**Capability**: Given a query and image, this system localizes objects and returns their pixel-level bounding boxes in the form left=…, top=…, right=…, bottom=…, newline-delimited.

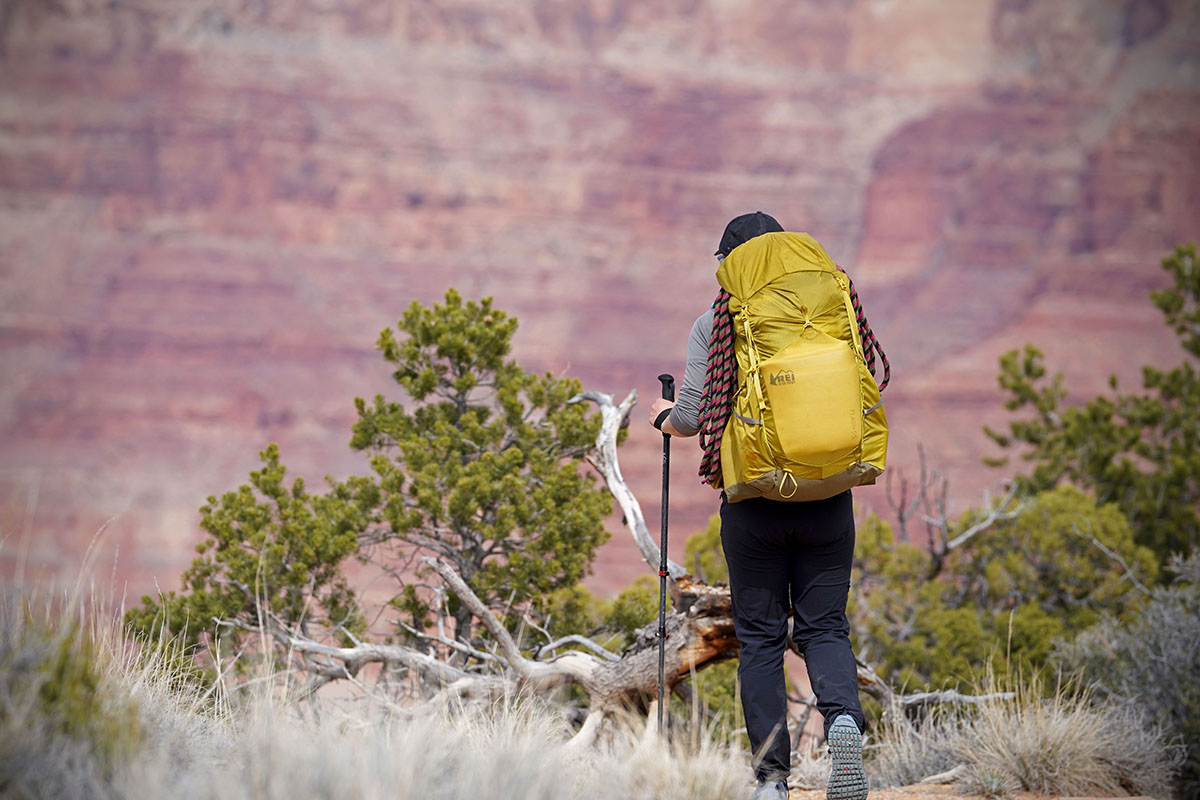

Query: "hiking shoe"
left=826, top=715, right=868, bottom=800
left=752, top=778, right=788, bottom=799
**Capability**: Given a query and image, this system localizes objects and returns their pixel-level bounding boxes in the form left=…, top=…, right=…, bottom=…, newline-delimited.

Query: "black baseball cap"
left=715, top=211, right=784, bottom=256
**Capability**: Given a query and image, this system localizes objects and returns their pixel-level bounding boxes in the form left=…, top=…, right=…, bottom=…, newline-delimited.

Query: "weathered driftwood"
left=242, top=555, right=737, bottom=741
left=225, top=388, right=739, bottom=740
left=573, top=389, right=688, bottom=579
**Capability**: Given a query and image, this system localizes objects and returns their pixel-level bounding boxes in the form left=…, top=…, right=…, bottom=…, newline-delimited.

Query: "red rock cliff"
left=1, top=0, right=1197, bottom=596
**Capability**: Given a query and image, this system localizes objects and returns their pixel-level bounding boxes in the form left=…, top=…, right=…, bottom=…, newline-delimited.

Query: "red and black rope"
left=697, top=289, right=735, bottom=487
left=839, top=267, right=890, bottom=391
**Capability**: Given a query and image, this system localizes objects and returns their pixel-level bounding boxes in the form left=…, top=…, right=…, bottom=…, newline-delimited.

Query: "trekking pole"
left=656, top=372, right=675, bottom=735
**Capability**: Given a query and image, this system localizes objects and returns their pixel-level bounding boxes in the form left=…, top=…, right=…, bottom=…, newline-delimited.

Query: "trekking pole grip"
left=658, top=373, right=675, bottom=402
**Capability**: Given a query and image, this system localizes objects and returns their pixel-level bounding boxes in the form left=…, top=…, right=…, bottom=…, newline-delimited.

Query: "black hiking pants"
left=719, top=490, right=865, bottom=782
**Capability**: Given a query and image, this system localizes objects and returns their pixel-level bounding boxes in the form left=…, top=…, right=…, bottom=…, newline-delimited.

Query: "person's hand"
left=649, top=397, right=675, bottom=428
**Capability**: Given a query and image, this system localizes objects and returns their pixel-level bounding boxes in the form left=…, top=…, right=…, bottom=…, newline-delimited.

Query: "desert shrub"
left=851, top=485, right=1154, bottom=689
left=688, top=485, right=1154, bottom=695
left=0, top=594, right=142, bottom=800
left=866, top=713, right=959, bottom=788
left=1055, top=547, right=1200, bottom=800
left=684, top=515, right=728, bottom=584
left=948, top=675, right=1179, bottom=798
left=958, top=763, right=1018, bottom=800
left=528, top=574, right=660, bottom=657
left=865, top=672, right=1180, bottom=797
left=687, top=658, right=740, bottom=726
left=600, top=576, right=660, bottom=645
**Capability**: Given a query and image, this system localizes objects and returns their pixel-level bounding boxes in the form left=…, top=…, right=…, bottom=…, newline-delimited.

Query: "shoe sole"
left=826, top=719, right=868, bottom=800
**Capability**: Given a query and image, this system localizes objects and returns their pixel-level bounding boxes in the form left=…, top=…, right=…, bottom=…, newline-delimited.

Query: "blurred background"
left=1, top=0, right=1197, bottom=600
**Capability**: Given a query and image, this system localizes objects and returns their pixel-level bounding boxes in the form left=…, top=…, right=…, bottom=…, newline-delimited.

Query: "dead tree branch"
left=572, top=389, right=689, bottom=578
left=853, top=655, right=902, bottom=723
left=423, top=556, right=600, bottom=693
left=215, top=613, right=470, bottom=688
left=924, top=480, right=1025, bottom=578
left=885, top=445, right=933, bottom=544
left=1071, top=521, right=1153, bottom=598
left=534, top=634, right=621, bottom=663
left=898, top=688, right=1016, bottom=712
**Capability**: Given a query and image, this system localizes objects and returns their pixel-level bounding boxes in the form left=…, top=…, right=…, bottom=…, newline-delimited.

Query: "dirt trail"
left=788, top=786, right=1153, bottom=800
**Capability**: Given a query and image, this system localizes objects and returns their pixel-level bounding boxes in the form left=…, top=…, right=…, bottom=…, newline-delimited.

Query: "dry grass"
left=0, top=584, right=758, bottom=800
left=866, top=671, right=1181, bottom=799
left=119, top=692, right=756, bottom=800
left=791, top=750, right=834, bottom=790
left=867, top=711, right=960, bottom=789
left=1, top=581, right=1182, bottom=800
left=950, top=673, right=1179, bottom=797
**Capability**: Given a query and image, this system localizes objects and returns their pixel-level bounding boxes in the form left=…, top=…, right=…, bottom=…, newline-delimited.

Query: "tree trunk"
left=584, top=575, right=739, bottom=710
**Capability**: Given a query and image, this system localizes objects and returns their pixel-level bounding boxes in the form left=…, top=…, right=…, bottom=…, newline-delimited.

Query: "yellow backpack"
left=716, top=232, right=888, bottom=502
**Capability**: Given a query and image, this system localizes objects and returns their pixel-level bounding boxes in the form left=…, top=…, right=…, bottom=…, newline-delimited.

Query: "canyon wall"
left=1, top=0, right=1197, bottom=596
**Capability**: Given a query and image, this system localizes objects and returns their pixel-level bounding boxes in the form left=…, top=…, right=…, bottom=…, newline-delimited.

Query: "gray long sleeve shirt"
left=666, top=308, right=713, bottom=437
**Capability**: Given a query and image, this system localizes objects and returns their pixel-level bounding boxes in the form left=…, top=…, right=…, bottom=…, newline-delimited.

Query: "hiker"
left=649, top=212, right=888, bottom=800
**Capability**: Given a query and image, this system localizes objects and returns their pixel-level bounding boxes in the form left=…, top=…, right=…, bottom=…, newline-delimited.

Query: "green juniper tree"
left=985, top=244, right=1200, bottom=565
left=125, top=443, right=370, bottom=655
left=350, top=290, right=612, bottom=645
left=128, top=290, right=613, bottom=663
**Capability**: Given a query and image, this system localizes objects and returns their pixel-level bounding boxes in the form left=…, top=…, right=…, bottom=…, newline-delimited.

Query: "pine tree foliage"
left=128, top=290, right=613, bottom=656
left=349, top=290, right=612, bottom=641
left=985, top=244, right=1200, bottom=564
left=126, top=443, right=368, bottom=652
